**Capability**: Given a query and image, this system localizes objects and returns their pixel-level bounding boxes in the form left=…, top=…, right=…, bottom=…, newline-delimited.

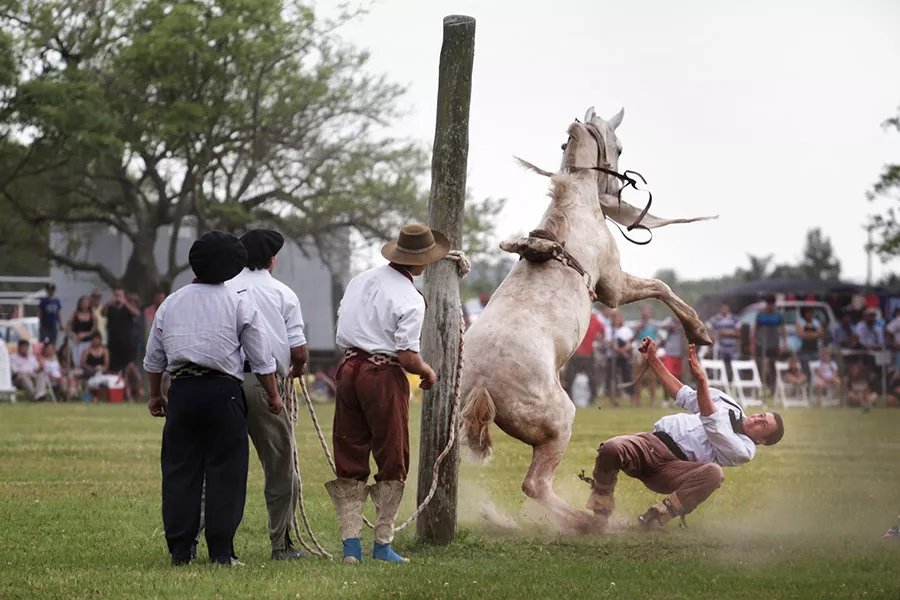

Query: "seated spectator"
left=783, top=355, right=808, bottom=386
left=813, top=348, right=840, bottom=407
left=10, top=340, right=47, bottom=401
left=846, top=363, right=876, bottom=412
left=81, top=333, right=109, bottom=378
left=309, top=368, right=337, bottom=402
left=39, top=343, right=70, bottom=400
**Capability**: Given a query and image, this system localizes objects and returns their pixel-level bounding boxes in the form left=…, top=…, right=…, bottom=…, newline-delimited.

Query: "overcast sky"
left=323, top=0, right=900, bottom=283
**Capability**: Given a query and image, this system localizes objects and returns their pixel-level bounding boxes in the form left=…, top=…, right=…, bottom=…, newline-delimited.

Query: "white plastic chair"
left=700, top=359, right=732, bottom=396
left=0, top=342, right=16, bottom=402
left=774, top=361, right=810, bottom=408
left=808, top=360, right=841, bottom=407
left=729, top=359, right=766, bottom=409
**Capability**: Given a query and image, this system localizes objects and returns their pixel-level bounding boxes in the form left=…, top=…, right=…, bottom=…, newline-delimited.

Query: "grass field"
left=1, top=401, right=898, bottom=599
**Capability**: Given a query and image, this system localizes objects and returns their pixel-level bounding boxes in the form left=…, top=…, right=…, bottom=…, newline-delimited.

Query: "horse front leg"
left=599, top=272, right=712, bottom=346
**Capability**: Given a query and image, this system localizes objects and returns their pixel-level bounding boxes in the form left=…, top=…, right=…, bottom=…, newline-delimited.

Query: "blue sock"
left=373, top=541, right=407, bottom=563
left=342, top=538, right=362, bottom=562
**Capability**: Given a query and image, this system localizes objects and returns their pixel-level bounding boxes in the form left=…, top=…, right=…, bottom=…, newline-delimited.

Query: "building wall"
left=49, top=225, right=347, bottom=352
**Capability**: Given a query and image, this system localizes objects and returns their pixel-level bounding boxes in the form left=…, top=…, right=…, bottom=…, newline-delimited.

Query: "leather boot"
left=369, top=480, right=408, bottom=563
left=638, top=494, right=685, bottom=531
left=325, top=478, right=368, bottom=564
left=585, top=489, right=615, bottom=521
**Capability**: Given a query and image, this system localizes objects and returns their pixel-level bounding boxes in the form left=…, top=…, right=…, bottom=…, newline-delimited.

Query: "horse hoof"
left=688, top=325, right=714, bottom=346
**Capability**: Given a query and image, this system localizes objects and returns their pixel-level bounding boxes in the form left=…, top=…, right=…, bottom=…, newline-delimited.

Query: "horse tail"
left=460, top=386, right=496, bottom=464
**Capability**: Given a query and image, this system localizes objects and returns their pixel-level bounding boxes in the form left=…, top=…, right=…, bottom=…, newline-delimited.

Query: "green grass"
left=1, top=402, right=898, bottom=599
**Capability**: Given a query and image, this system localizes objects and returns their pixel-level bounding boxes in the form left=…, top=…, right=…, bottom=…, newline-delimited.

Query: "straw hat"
left=381, top=224, right=450, bottom=266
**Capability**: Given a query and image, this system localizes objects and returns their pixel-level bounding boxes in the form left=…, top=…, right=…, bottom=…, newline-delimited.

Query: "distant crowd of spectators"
left=9, top=284, right=167, bottom=401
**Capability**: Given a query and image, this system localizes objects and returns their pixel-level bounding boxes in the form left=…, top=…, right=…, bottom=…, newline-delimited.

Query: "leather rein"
left=569, top=119, right=654, bottom=246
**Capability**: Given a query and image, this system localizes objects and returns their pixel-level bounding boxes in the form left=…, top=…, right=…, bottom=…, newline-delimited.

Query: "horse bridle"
left=565, top=119, right=654, bottom=245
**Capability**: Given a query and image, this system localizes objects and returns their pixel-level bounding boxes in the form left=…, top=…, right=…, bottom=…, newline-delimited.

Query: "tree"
left=867, top=104, right=900, bottom=260
left=0, top=0, right=499, bottom=299
left=735, top=254, right=774, bottom=282
left=652, top=268, right=678, bottom=289
left=796, top=227, right=841, bottom=280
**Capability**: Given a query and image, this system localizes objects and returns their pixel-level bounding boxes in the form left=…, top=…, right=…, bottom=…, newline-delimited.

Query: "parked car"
left=738, top=300, right=837, bottom=354
left=0, top=317, right=42, bottom=357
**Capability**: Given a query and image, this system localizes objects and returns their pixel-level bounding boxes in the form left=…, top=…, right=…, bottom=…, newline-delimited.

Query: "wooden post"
left=416, top=14, right=476, bottom=545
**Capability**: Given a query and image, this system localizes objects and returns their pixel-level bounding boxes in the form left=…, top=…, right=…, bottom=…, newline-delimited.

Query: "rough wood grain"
left=416, top=14, right=475, bottom=545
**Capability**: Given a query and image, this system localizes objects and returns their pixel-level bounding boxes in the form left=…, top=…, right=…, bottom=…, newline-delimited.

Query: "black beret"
left=189, top=230, right=248, bottom=284
left=240, top=229, right=284, bottom=265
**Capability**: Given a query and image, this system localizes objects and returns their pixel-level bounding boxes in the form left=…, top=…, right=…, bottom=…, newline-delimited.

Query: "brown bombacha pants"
left=333, top=354, right=410, bottom=483
left=591, top=433, right=725, bottom=514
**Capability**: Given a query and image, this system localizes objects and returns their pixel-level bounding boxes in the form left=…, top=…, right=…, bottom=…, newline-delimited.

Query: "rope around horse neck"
left=290, top=250, right=470, bottom=549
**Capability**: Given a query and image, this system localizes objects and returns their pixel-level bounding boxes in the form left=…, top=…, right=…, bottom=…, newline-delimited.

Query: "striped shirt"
left=653, top=386, right=755, bottom=467
left=226, top=268, right=306, bottom=377
left=143, top=283, right=276, bottom=380
left=708, top=312, right=739, bottom=354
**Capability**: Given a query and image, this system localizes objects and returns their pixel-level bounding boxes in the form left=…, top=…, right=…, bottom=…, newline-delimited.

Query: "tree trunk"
left=416, top=14, right=475, bottom=546
left=120, top=230, right=162, bottom=303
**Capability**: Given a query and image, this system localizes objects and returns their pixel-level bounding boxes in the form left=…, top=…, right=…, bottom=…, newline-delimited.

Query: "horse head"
left=560, top=106, right=625, bottom=196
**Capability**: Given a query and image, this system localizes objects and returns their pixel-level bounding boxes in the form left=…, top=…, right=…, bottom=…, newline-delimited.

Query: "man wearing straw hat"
left=225, top=228, right=309, bottom=561
left=325, top=224, right=448, bottom=565
left=144, top=230, right=282, bottom=566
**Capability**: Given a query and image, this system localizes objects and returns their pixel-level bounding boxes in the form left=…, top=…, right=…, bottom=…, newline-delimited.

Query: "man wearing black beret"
left=144, top=230, right=283, bottom=566
left=224, top=228, right=310, bottom=561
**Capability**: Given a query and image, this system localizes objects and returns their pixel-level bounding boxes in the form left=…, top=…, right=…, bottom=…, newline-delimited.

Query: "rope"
left=293, top=249, right=470, bottom=543
left=286, top=378, right=333, bottom=558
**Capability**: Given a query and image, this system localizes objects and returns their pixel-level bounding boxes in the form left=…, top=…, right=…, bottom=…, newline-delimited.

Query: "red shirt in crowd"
left=575, top=314, right=605, bottom=357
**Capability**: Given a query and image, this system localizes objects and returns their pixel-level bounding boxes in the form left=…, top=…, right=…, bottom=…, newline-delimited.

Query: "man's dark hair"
left=764, top=412, right=785, bottom=446
left=764, top=294, right=776, bottom=305
left=246, top=255, right=273, bottom=271
left=17, top=339, right=28, bottom=347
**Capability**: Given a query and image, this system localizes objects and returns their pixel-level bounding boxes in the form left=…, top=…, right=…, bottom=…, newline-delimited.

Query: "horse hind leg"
left=521, top=433, right=606, bottom=535
left=605, top=272, right=712, bottom=346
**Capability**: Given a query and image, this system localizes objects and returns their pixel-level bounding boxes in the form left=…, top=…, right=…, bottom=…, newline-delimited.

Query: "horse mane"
left=542, top=174, right=576, bottom=240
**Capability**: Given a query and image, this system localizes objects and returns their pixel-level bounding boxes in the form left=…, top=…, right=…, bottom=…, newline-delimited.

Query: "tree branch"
left=46, top=249, right=120, bottom=289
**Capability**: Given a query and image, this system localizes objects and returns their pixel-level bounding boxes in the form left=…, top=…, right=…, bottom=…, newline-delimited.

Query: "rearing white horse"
left=459, top=107, right=715, bottom=533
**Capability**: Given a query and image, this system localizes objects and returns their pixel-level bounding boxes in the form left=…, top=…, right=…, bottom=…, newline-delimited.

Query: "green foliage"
left=0, top=0, right=500, bottom=296
left=867, top=104, right=900, bottom=260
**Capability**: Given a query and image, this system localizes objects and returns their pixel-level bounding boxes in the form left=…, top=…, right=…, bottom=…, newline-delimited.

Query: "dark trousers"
left=563, top=354, right=598, bottom=401
left=161, top=376, right=248, bottom=563
left=40, top=327, right=58, bottom=346
left=333, top=356, right=410, bottom=483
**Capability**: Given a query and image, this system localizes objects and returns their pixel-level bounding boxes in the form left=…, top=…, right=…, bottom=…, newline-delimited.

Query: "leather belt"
left=172, top=363, right=240, bottom=383
left=652, top=431, right=688, bottom=461
left=343, top=348, right=400, bottom=367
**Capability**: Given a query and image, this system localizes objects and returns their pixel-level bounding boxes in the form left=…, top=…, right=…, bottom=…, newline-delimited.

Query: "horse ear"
left=584, top=106, right=596, bottom=123
left=608, top=107, right=625, bottom=131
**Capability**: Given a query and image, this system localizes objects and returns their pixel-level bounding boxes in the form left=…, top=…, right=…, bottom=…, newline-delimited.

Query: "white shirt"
left=614, top=325, right=634, bottom=348
left=10, top=353, right=39, bottom=375
left=43, top=359, right=62, bottom=379
left=816, top=360, right=838, bottom=380
left=886, top=317, right=900, bottom=342
left=226, top=268, right=306, bottom=377
left=336, top=265, right=426, bottom=356
left=653, top=385, right=756, bottom=467
left=143, top=284, right=276, bottom=380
